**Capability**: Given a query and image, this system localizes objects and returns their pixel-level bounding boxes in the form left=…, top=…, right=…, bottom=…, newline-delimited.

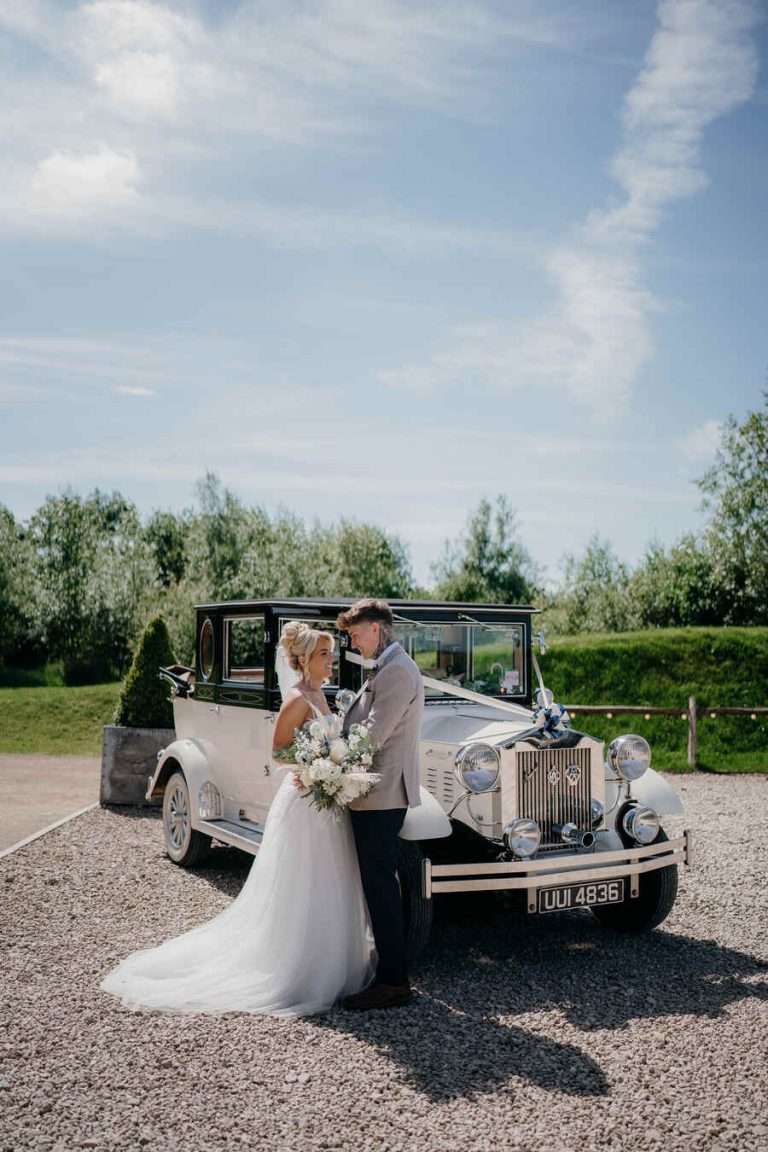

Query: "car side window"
left=199, top=617, right=215, bottom=680
left=224, top=616, right=266, bottom=685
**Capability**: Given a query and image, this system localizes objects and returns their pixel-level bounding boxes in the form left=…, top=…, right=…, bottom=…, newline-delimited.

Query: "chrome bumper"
left=423, top=828, right=693, bottom=913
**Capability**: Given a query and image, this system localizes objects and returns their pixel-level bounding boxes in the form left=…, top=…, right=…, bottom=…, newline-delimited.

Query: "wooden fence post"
left=687, top=696, right=697, bottom=769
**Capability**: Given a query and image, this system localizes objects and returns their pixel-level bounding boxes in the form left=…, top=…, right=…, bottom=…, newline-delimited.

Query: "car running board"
left=197, top=818, right=264, bottom=856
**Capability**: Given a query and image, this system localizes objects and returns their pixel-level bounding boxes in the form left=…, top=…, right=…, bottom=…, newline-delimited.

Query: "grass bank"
left=542, top=627, right=768, bottom=774
left=0, top=683, right=120, bottom=756
left=0, top=627, right=765, bottom=770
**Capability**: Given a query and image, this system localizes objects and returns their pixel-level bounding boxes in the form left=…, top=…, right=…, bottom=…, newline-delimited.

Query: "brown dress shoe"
left=342, top=982, right=413, bottom=1011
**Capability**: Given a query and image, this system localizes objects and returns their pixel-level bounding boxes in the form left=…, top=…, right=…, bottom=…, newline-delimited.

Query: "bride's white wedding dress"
left=101, top=694, right=374, bottom=1016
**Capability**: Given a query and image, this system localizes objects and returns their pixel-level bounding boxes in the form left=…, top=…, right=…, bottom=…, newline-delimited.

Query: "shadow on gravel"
left=418, top=903, right=768, bottom=1032
left=312, top=904, right=767, bottom=1102
left=315, top=996, right=610, bottom=1100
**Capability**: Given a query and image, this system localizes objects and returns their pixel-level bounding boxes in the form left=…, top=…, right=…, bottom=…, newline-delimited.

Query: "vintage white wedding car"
left=148, top=598, right=692, bottom=955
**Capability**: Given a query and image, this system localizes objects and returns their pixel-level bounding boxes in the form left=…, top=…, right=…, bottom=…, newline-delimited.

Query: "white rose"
left=339, top=775, right=362, bottom=803
left=348, top=733, right=362, bottom=750
left=329, top=738, right=348, bottom=765
left=309, top=720, right=325, bottom=741
left=309, top=757, right=333, bottom=782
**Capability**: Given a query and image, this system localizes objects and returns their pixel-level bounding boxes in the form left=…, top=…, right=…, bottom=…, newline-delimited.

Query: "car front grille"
left=516, top=746, right=592, bottom=849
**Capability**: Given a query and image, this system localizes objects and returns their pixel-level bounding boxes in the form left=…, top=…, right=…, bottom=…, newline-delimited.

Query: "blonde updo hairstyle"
left=278, top=620, right=334, bottom=682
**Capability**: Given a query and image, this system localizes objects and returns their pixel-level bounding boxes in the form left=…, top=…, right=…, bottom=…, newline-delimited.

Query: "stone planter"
left=100, top=725, right=176, bottom=806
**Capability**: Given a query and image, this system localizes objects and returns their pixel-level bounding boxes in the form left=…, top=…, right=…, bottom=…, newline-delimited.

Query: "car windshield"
left=394, top=621, right=526, bottom=699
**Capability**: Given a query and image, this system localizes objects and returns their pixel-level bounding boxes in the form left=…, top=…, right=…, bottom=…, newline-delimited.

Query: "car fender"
left=630, top=767, right=685, bottom=816
left=145, top=738, right=215, bottom=810
left=400, top=788, right=452, bottom=841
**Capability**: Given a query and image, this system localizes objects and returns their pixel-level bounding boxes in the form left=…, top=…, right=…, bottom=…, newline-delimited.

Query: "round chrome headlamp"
left=503, top=818, right=541, bottom=859
left=454, top=742, right=500, bottom=793
left=590, top=798, right=605, bottom=829
left=608, top=734, right=651, bottom=781
left=622, top=805, right=660, bottom=845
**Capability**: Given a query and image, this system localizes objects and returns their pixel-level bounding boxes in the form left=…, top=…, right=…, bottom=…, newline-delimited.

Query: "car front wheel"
left=591, top=828, right=678, bottom=933
left=162, top=770, right=211, bottom=866
left=397, top=840, right=433, bottom=963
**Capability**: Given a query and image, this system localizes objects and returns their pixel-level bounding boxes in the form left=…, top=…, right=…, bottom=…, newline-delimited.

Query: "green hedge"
left=541, top=627, right=768, bottom=773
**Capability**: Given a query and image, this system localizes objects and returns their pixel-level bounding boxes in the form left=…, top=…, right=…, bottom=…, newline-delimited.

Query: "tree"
left=114, top=615, right=176, bottom=728
left=0, top=506, right=40, bottom=668
left=697, top=392, right=768, bottom=624
left=431, top=496, right=538, bottom=603
left=626, top=535, right=728, bottom=628
left=29, top=490, right=153, bottom=682
left=318, top=520, right=414, bottom=598
left=187, top=472, right=267, bottom=601
left=145, top=510, right=189, bottom=588
left=549, top=536, right=631, bottom=634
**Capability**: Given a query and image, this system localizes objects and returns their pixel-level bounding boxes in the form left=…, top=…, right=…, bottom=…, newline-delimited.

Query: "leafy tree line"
left=540, top=393, right=767, bottom=635
left=0, top=394, right=764, bottom=682
left=0, top=473, right=414, bottom=683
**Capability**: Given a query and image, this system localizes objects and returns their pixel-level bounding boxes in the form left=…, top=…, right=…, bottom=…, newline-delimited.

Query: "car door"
left=217, top=613, right=278, bottom=826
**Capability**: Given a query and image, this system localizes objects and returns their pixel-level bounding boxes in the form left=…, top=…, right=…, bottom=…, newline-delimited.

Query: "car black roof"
left=195, top=597, right=540, bottom=619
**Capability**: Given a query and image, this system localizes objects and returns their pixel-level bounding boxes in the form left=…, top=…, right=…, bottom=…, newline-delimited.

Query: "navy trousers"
left=350, top=808, right=408, bottom=987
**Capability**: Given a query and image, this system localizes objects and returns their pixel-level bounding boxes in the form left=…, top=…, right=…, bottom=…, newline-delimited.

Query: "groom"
left=336, top=598, right=424, bottom=1010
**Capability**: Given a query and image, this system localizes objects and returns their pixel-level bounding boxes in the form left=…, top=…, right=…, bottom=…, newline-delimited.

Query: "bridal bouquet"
left=275, top=714, right=380, bottom=812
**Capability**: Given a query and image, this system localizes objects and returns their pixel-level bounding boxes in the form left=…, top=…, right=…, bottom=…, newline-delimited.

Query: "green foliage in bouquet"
left=114, top=614, right=176, bottom=728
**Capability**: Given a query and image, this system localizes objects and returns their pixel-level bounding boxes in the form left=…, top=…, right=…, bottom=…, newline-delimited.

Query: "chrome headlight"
left=454, top=743, right=500, bottom=793
left=609, top=734, right=651, bottom=781
left=623, top=805, right=660, bottom=845
left=503, top=818, right=541, bottom=859
left=590, top=798, right=605, bottom=829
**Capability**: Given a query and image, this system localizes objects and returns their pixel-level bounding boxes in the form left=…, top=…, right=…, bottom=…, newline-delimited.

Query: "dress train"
left=100, top=775, right=374, bottom=1016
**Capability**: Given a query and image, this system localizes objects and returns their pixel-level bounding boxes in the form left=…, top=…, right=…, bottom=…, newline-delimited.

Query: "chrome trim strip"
left=433, top=834, right=686, bottom=875
left=422, top=856, right=432, bottom=900
left=422, top=833, right=690, bottom=898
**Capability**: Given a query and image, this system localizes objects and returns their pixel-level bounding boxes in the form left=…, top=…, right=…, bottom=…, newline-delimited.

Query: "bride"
left=100, top=621, right=374, bottom=1016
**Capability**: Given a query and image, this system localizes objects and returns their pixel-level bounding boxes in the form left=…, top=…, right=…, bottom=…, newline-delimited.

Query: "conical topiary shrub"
left=114, top=615, right=176, bottom=729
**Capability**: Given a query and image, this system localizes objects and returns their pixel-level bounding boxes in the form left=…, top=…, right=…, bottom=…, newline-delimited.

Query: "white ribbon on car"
left=420, top=676, right=530, bottom=717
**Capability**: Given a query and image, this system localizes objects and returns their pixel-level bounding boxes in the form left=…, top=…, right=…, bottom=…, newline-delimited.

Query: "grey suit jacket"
left=344, top=643, right=424, bottom=811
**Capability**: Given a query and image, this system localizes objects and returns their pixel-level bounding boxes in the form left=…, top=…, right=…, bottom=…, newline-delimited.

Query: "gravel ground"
left=1, top=773, right=766, bottom=1152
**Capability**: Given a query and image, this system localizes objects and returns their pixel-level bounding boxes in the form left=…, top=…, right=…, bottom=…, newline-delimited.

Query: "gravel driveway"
left=1, top=774, right=766, bottom=1152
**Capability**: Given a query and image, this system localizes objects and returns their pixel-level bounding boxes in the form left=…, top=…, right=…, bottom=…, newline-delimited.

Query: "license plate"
left=538, top=879, right=625, bottom=913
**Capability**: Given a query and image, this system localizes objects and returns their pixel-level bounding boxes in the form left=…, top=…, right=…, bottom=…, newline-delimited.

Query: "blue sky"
left=1, top=0, right=766, bottom=588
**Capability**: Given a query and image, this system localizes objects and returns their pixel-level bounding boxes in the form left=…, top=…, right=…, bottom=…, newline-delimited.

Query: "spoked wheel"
left=397, top=839, right=433, bottom=963
left=162, top=770, right=211, bottom=866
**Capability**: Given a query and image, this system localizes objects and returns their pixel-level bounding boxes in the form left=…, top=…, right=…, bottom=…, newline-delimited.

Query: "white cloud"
left=377, top=0, right=760, bottom=414
left=0, top=0, right=565, bottom=236
left=681, top=418, right=722, bottom=463
left=82, top=0, right=188, bottom=53
left=30, top=147, right=141, bottom=215
left=114, top=384, right=154, bottom=397
left=95, top=51, right=181, bottom=117
left=537, top=0, right=760, bottom=409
